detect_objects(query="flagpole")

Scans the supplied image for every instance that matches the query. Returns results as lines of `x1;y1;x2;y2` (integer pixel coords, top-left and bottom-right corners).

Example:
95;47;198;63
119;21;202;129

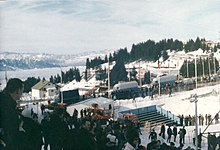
108;57;111;99
158;58;160;97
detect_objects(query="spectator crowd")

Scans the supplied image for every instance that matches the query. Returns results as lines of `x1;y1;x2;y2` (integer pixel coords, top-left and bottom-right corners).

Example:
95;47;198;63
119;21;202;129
1;78;220;150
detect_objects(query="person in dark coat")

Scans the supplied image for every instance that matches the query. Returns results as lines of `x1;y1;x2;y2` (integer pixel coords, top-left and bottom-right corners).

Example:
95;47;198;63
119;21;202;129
208;132;212;150
48;109;70;150
21;110;43;150
198;133;202;149
80;109;84;118
168;83;172;97
40;104;46;115
0;78;24;150
180;115;184;126
167;126;172;143
41;113;51;150
146;140;157;150
136;121;142;135
159;124;166;139
124;127;139;150
78;118;97;150
45;112;60;150
210;133;217;150
173;125;177;142
216;134;220;150
182;126;186;144
178;128;184;145
149;129;157;142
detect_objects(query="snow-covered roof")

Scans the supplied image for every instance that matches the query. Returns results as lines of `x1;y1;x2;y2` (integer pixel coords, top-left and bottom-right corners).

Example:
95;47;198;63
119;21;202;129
66;97;113;117
32;80;50;90
61;79;99;91
187;48;209;57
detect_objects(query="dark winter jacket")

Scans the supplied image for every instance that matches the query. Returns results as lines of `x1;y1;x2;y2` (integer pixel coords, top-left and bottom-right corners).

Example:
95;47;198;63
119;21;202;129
149;131;157;141
173;126;177;136
0;92;21;150
78;127;97;150
167;127;173;136
22;117;43;150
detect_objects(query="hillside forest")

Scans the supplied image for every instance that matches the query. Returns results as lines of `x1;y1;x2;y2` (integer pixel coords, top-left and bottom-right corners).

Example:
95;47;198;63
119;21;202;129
23;37;220;92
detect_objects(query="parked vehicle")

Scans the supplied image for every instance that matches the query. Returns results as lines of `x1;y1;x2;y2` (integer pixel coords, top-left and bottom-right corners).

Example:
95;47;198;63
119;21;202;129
113;81;138;91
111;81;140;100
152;74;177;87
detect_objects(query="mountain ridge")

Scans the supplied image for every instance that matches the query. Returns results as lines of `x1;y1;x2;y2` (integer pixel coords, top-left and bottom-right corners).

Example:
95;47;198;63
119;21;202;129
0;50;111;71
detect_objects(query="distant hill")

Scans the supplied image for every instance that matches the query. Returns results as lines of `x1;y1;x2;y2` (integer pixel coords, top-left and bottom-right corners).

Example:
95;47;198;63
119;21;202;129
0;50;111;71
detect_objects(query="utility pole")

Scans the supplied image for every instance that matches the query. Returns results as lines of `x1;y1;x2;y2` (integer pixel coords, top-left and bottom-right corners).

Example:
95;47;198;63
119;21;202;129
195;55;197;89
108;58;111;99
190;94;198;150
212;48;216;74
168;59;170;75
139;60;142;87
202;58;205;78
158;57;160;97
208;56;211;76
60;67;63;104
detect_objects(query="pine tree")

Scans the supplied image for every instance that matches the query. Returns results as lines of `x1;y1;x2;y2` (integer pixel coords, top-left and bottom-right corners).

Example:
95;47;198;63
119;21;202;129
86;58;90;69
110;59;128;86
23;77;40;92
49;75;54;83
104;55;108;63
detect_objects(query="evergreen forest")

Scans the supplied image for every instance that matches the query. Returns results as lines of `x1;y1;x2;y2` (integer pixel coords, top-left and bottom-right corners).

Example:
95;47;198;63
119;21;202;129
23;37;220;92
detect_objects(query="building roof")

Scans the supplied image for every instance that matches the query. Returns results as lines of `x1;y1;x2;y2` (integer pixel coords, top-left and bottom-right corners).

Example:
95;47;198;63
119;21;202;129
32;80;50;90
67;97;113;117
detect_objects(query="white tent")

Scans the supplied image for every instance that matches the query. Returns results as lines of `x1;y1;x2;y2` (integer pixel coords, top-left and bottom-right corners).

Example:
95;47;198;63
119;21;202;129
66;97;113;117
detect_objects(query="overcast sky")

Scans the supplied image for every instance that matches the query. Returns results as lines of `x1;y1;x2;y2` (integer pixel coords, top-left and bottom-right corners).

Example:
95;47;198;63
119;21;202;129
0;0;220;55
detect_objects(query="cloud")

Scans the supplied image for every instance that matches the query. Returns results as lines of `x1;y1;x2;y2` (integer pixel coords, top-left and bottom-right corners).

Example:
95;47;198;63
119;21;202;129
0;0;220;54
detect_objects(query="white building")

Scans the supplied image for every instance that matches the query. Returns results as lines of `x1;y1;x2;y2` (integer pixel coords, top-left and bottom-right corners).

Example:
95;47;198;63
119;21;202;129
31;80;58;99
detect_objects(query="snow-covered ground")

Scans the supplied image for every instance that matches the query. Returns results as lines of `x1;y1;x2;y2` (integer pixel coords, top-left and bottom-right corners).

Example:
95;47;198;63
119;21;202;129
114;84;220;118
139;123;220;149
25;83;220;149
112;84;220;149
1;48;220;149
